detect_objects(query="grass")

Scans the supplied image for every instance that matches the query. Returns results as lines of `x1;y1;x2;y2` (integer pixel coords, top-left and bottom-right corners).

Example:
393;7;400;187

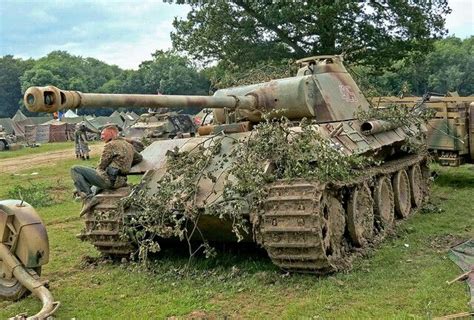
0;141;75;159
0;152;472;319
0;140;100;159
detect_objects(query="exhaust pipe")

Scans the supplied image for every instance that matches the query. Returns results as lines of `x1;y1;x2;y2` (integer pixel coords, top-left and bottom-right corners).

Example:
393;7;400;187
0;244;60;319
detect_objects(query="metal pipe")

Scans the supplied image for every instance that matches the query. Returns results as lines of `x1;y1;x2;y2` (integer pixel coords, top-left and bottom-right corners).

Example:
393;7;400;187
360;120;400;135
24;86;257;113
0;244;59;319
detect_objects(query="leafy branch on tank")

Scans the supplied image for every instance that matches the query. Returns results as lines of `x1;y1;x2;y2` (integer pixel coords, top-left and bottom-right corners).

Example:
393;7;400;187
120;117;376;267
355;103;434;154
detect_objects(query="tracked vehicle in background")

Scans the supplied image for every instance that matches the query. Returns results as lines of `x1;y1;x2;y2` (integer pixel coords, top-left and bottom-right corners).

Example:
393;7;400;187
0;125;21;151
24;55;430;274
373;94;474;166
125;111;196;141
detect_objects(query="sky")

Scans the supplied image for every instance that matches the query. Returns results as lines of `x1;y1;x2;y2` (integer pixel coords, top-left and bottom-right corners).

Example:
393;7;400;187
0;0;472;70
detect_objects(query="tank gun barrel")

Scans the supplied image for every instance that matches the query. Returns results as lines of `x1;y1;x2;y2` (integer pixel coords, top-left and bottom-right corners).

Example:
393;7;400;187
24;86;257;113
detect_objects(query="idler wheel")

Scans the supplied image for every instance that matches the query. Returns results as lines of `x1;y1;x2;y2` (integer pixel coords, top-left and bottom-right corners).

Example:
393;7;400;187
320;192;345;261
347;183;374;247
393;169;411;218
373;176;395;232
409;164;423;207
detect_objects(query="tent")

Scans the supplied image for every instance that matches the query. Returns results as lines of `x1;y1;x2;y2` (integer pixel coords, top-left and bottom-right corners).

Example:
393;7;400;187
12;110;28;122
108;113;125;128
29;116;53;125
24;125;37;145
122;113;137;130
36;123;50;143
48;122;68;142
127;111;139;121
11;118;34;138
64;110;79;118
90;116;123;130
110;111;121;118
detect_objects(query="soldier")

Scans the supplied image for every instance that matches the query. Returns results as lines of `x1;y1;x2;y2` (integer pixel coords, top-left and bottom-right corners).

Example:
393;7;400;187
74;122;97;160
71;124;142;215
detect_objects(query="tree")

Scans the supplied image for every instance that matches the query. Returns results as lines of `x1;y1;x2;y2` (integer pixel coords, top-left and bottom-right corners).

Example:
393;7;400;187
20;51;125;116
353;37;474;96
0;56;34;118
170;0;451;69
139;50;209;95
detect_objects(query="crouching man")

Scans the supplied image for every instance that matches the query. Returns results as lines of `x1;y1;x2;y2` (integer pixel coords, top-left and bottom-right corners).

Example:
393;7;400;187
71;125;142;215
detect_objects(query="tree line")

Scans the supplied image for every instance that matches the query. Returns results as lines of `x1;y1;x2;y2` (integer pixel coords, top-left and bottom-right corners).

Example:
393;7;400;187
0;50;210;117
0;0;472;118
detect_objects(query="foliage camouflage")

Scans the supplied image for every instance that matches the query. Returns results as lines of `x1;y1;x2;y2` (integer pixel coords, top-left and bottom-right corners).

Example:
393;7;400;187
122;117;376;265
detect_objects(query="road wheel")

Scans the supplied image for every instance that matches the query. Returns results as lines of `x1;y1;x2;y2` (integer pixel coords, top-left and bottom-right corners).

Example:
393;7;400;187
409;164;423;207
373;176;395;232
347;183;374;247
393;169;411;218
0;140;6;151
320;192;345;261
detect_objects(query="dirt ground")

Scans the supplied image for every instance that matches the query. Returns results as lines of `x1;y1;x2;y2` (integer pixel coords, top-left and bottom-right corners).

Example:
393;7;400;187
0;144;103;173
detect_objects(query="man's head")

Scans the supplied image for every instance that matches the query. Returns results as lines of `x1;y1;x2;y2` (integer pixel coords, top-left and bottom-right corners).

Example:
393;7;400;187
100;126;119;142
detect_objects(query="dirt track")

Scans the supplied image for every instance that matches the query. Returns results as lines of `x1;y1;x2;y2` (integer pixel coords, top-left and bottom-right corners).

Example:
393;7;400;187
0;144;103;173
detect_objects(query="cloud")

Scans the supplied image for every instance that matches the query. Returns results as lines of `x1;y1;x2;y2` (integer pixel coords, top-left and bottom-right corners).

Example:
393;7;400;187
445;0;473;38
0;0;190;69
1;0;471;69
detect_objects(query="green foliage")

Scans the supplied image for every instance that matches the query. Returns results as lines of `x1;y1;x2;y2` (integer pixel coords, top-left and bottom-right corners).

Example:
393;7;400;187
7;181;64;207
349;36;474;96
140;50;210;95
0;49;211;117
355;103;434;153
0;55;34;118
204;59;297;89
19;51;123;116
122;117;373;264
170;0;450;69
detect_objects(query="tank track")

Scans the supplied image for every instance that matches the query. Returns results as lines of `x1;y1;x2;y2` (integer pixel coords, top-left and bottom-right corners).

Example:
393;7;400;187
77;187;133;257
259;154;429;273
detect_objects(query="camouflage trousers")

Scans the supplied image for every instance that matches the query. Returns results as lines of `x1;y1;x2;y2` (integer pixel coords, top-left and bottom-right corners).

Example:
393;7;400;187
71;165;111;196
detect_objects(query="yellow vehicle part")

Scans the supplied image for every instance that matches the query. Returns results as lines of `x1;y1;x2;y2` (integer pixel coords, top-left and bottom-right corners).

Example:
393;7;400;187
0;200;59;319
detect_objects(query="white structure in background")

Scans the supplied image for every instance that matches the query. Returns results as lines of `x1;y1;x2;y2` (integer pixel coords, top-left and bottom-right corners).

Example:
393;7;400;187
64;110;79;118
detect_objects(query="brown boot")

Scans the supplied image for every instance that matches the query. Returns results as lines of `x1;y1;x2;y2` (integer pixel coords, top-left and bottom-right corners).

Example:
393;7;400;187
73;190;87;202
79;196;99;216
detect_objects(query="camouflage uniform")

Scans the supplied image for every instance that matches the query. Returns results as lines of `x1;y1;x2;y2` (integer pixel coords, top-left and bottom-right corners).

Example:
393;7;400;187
96;138;139;188
74;124;96;159
74;129;89;158
71;137;142;196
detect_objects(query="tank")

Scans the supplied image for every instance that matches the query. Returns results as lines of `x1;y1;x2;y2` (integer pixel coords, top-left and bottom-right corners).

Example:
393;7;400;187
24;55;430;274
372;95;474;166
0;125;20;151
125;110;196;141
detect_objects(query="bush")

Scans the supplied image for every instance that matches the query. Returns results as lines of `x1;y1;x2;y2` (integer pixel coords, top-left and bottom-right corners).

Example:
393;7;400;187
7;181;60;207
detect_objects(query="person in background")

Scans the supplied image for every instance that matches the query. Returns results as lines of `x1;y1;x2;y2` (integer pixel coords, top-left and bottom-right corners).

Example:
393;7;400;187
74;122;97;160
71;124;142;215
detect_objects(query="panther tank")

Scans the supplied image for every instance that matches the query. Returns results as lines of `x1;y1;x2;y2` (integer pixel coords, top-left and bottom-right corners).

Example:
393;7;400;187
24;55;430;273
